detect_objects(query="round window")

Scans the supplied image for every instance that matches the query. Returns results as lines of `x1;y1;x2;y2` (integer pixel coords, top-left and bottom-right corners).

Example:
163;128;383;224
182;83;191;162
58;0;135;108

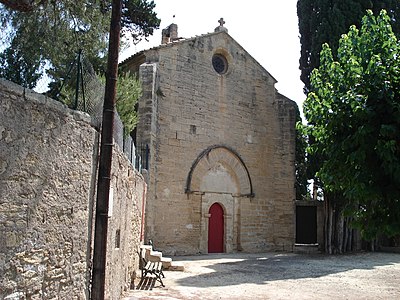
212;54;228;74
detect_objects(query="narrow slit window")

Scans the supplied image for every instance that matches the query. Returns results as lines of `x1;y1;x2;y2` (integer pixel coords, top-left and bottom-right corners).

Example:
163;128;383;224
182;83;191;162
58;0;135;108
115;229;121;249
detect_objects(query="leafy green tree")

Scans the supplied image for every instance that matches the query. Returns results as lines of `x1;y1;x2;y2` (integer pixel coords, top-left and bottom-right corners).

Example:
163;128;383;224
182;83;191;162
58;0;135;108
0;0;160;89
297;0;400;94
116;72;141;135
295;107;309;201
100;72;141;135
298;0;400;252
304;10;400;241
0;38;42;88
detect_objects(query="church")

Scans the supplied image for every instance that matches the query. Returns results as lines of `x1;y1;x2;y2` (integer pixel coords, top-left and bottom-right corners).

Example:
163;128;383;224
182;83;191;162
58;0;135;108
121;19;297;255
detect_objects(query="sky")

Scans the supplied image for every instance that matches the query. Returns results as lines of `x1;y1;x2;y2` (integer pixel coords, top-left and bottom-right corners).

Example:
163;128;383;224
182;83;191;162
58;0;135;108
121;0;306;114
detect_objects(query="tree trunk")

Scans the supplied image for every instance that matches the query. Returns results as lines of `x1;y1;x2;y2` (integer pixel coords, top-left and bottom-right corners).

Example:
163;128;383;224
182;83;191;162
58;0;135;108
0;0;37;11
336;211;344;254
327;196;334;254
347;227;353;252
324;195;330;253
323;191;356;254
343;217;350;251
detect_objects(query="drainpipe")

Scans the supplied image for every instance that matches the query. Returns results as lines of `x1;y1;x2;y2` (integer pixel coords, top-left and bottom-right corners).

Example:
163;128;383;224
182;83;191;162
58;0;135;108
91;0;122;298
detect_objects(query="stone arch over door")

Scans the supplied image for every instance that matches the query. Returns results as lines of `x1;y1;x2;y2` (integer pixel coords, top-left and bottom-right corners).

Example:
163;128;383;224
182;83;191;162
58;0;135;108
185;145;253;196
185;146;253;253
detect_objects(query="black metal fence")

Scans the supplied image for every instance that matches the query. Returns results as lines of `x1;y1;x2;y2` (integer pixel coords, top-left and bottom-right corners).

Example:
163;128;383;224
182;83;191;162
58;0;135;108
63;53;149;171
113;110;147;171
68;55;146;171
137;143;149;171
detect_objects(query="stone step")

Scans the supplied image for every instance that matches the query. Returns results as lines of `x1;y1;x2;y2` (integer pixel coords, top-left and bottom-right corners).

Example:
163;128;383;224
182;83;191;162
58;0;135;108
168;261;185;271
139;244;184;271
146;249;163;262
161;257;172;269
139;245;152;259
294;243;320;254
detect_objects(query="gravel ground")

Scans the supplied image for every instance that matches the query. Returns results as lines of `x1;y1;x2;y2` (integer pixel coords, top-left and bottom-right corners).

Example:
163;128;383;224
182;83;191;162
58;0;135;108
123;251;400;300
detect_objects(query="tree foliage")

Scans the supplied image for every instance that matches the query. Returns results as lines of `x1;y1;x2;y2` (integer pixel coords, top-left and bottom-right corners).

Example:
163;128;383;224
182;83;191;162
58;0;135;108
0;0;160;89
303;10;400;239
115;72;141;135
99;71;141;135
295;107;309;200
0;37;42;88
297;0;400;94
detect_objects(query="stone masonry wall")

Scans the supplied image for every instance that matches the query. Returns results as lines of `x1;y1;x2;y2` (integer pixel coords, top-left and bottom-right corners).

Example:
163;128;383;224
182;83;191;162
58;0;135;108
0;79;146;299
134;62;158;240
0;79;96;299
105;145;146;299
128;31;297;255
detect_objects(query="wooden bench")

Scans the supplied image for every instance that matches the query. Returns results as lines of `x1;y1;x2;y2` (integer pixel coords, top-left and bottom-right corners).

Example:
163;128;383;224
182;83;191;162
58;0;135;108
139;250;165;287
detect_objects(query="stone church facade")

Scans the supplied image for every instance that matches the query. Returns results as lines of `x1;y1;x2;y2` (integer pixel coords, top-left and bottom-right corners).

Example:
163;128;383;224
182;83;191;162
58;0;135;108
121;21;297;255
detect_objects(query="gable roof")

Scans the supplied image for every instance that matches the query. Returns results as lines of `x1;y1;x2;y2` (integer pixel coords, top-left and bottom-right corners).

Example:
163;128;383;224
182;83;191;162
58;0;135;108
120;29;277;83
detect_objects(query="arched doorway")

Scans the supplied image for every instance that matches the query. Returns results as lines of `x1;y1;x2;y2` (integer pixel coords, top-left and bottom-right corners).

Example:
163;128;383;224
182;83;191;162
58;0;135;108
208;203;224;253
185;146;254;253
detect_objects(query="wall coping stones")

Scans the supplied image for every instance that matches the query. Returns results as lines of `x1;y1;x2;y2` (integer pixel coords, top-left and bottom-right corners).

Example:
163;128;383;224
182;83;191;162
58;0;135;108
0;78;94;127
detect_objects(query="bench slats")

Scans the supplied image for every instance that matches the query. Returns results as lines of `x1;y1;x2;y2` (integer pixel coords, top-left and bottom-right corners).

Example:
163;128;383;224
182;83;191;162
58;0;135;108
140;253;165;287
156;262;162;271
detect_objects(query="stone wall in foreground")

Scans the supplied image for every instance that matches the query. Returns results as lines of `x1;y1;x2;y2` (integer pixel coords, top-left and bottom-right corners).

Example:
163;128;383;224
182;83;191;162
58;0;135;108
105;144;146;299
0;79;145;299
0;79;96;299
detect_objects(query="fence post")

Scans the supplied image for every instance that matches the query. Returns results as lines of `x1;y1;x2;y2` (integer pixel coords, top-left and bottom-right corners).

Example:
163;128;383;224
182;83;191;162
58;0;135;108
74;49;82;110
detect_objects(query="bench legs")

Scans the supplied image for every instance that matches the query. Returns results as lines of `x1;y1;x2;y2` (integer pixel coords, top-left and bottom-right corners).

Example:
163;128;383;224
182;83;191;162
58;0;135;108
142;261;165;287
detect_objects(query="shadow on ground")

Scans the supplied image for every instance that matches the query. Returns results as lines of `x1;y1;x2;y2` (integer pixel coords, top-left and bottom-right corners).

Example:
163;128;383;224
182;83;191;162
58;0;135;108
135;277;156;290
174;252;400;288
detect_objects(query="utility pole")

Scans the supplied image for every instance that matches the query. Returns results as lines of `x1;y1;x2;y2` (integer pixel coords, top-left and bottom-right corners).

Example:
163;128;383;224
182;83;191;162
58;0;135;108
91;0;122;298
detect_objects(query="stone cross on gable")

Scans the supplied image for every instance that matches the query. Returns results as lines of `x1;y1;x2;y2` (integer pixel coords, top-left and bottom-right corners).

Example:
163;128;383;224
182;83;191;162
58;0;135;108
214;17;228;33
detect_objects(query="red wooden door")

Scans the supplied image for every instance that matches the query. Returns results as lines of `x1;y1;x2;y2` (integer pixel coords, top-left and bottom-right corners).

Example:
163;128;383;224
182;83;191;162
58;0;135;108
208;203;224;253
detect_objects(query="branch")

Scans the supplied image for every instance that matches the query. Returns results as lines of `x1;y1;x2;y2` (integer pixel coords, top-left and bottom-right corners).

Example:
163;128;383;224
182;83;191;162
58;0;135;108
0;0;46;12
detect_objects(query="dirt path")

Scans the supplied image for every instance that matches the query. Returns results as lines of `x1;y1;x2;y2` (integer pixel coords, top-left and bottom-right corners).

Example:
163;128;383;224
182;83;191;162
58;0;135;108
123;252;400;300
